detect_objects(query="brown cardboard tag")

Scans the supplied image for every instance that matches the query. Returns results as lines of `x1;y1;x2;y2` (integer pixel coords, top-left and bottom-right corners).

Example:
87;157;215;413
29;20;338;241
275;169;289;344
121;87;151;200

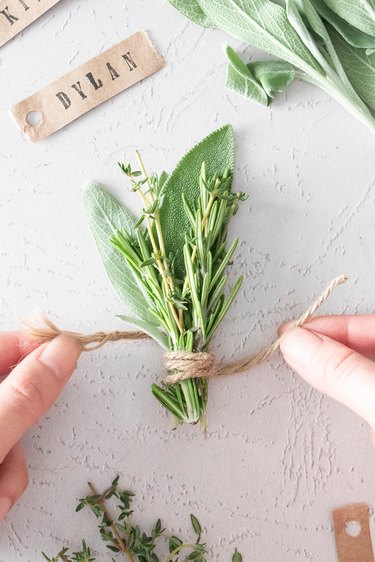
0;0;61;47
10;31;165;142
332;503;374;562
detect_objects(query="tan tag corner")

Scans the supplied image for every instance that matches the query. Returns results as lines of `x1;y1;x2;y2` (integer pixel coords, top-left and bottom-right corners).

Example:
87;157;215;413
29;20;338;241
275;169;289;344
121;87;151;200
332;503;374;562
9;31;165;142
0;0;61;47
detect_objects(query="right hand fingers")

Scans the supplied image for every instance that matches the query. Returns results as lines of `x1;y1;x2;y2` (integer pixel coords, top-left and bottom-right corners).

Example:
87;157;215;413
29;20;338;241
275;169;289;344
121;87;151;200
0;335;81;464
281;315;375;358
280;327;375;436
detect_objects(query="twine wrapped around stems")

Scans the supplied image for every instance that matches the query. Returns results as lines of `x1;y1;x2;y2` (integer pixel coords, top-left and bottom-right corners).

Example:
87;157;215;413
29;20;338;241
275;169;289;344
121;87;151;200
24;275;348;384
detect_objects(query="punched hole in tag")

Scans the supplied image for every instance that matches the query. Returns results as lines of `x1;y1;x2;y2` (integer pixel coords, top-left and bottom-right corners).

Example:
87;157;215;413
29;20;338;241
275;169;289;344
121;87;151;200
26;111;43;127
345;519;362;538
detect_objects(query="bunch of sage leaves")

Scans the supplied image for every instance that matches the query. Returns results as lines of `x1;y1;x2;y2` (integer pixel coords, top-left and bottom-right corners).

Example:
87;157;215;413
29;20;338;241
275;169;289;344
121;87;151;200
168;0;375;131
83;125;246;428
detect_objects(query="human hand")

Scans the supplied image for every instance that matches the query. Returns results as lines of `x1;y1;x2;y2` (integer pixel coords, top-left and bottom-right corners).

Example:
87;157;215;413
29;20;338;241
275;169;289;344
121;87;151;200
0;332;81;521
279;315;375;444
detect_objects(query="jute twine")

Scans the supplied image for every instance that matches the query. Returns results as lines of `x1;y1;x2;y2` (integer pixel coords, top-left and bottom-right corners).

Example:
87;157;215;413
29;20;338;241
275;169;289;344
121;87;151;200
24;275;348;384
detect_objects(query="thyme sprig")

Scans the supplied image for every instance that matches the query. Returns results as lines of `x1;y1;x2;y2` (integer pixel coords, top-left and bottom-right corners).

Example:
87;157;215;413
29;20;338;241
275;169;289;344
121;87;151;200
42;477;243;562
112;155;246;428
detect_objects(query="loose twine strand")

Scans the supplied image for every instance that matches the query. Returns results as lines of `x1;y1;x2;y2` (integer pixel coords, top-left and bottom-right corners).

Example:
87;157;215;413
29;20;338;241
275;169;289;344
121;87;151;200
22;318;150;351
24;275;348;384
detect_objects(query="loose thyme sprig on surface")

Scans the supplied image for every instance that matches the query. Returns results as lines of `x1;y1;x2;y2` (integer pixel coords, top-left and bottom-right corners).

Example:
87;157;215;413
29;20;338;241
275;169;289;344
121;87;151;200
42;477;243;562
83;125;246;428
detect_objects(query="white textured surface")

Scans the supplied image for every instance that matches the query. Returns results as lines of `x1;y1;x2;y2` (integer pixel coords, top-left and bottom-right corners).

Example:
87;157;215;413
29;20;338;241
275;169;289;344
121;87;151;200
0;1;375;560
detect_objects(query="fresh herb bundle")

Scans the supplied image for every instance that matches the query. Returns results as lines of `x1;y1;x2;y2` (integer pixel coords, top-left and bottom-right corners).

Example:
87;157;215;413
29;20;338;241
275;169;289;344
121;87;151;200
42;477;243;562
83;125;246;427
168;0;375;131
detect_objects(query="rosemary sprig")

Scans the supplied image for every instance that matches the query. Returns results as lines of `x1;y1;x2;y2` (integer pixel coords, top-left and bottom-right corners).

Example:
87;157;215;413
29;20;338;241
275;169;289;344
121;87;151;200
42;477;243;562
111;157;246;427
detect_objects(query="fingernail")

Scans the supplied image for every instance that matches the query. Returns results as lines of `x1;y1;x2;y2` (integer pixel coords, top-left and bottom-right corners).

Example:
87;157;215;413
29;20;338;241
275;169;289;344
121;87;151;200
39;335;81;381
280;327;323;370
0;497;12;521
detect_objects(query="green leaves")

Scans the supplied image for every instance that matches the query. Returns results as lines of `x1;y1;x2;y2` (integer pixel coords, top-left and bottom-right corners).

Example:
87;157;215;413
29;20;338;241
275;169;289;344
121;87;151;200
225;46;295;106
42;542;95;562
251;61;296;96
194;0;321;72
84;128;244;427
168;0;375;131
45;478;243;561
190;514;202;538
286;0;335;73
169;535;183;552
83;181;157;326
168;0;214;27
117;315;169;350
311;0;375;50
329;27;375;110
324;0;375;37
159;124;235;277
226;46;269;106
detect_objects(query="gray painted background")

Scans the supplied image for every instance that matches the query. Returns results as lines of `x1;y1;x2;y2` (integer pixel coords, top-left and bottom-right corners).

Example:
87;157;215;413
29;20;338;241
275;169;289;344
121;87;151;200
0;1;374;560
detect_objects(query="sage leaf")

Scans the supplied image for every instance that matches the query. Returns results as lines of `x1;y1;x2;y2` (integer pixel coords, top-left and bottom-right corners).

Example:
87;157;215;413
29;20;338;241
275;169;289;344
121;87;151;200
250;60;296;97
324;0;375;37
329;26;375;110
197;0;322;73
286;0;373;113
225;46;296;105
225;46;270;106
83;181;157;325
286;0;335;73
311;0;375;50
285;0;357;90
168;0;214;27
159;125;235;276
117;315;169;349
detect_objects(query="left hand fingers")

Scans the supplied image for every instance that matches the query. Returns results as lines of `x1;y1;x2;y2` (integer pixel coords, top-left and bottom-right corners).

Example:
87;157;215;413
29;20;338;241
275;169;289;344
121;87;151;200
0;335;81;464
0;443;28;521
0;332;38;376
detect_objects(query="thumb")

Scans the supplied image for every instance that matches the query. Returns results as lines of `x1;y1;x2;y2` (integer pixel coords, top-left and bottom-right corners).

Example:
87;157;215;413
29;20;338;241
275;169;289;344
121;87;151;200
0;335;81;464
280;327;375;432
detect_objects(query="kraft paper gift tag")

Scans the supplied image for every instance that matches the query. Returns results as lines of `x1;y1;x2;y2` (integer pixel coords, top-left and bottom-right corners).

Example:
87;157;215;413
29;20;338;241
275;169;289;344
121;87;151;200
0;0;61;47
332;503;374;562
10;31;165;142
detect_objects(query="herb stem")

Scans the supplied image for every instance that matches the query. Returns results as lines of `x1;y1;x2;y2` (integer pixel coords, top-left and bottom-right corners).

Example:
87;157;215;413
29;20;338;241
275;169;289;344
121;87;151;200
201;191;216;233
136;151;184;336
87;482;135;562
135;151;172;277
165;543;199;562
295;68;375;132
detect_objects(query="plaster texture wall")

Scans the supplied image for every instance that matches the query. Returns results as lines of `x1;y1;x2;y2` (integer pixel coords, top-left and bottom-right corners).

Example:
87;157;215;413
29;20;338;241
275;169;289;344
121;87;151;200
0;1;374;561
